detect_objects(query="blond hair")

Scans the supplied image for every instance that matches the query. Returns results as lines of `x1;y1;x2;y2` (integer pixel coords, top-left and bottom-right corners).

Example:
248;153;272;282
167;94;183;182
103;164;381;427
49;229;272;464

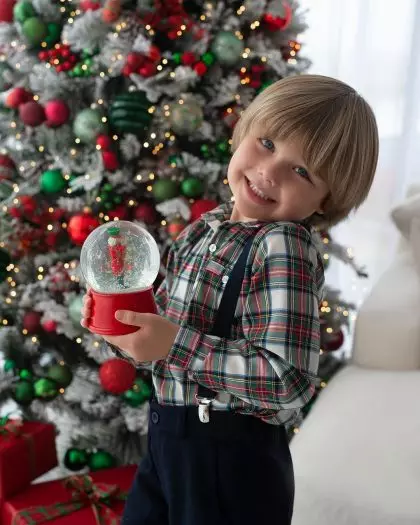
231;74;379;227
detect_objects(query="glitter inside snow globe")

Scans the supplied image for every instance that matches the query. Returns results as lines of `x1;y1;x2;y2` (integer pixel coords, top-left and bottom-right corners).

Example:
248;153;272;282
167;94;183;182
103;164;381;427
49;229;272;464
80;221;160;335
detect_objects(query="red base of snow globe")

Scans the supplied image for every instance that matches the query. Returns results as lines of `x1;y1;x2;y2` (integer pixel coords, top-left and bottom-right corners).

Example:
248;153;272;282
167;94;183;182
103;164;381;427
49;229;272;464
88;286;158;335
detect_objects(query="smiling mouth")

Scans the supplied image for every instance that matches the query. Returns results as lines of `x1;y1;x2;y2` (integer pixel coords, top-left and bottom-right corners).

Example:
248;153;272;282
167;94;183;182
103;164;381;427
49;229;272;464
245;177;276;203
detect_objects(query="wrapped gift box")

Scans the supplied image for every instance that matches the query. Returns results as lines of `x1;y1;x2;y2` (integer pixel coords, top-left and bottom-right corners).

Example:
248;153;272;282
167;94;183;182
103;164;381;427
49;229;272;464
0;420;57;502
2;465;137;525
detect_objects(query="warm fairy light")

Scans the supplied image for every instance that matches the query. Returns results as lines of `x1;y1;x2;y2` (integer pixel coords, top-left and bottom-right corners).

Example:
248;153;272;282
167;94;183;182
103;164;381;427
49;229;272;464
113;135;118;140
161;220;167;226
143;142;149;148
76;337;82;343
149;173;155;179
31;336;38;343
326;327;333;333
293;427;300;434
147;185;153;192
75;138;81;144
343;310;349;317
320;381;327;388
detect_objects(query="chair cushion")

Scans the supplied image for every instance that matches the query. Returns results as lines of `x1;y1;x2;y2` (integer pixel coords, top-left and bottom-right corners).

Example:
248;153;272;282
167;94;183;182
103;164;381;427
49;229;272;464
291;365;420;525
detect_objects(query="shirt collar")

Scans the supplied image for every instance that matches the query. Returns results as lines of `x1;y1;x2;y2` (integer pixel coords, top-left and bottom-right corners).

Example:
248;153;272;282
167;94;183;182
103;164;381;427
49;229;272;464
201;201;267;232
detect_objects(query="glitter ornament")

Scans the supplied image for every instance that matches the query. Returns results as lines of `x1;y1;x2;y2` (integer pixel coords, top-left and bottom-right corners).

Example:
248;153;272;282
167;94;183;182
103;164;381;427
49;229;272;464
211;31;244;66
80;221;160;335
169;98;203;135
99;358;136;394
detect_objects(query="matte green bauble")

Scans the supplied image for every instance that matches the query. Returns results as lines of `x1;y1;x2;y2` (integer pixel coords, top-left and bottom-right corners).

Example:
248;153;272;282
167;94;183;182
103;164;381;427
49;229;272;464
181;177;204;198
40;169;66;193
47;363;73;388
109;91;152;137
19;368;32;380
201;52;215;66
152;179;179;202
169;100;203;135
12;380;34;406
88;449;116;471
3;358;17;373
68;295;84;326
0;62;13;91
13;1;36;23
0;179;13;200
64;447;89;471
211;31;244;66
73;108;107;144
34;377;58;401
122;377;151;407
44;22;62;48
22;17;47;46
0;247;11;283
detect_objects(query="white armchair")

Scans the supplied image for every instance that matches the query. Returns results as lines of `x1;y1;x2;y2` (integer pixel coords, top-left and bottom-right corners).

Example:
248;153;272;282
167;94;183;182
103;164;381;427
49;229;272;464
290;188;420;525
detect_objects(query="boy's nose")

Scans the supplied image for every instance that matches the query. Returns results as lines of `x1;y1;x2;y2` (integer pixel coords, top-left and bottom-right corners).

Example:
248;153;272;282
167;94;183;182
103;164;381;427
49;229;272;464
257;168;276;187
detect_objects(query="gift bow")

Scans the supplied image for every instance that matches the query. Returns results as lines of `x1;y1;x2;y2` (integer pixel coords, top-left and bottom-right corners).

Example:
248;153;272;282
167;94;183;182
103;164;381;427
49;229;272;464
12;475;127;525
0;416;23;438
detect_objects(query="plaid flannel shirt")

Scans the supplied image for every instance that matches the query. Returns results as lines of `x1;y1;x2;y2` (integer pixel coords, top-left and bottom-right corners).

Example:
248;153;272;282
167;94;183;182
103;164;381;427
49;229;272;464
140;202;324;426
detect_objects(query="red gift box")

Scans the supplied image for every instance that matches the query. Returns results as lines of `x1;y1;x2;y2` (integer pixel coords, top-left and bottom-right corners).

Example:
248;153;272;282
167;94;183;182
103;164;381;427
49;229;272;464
0;420;57;502
2;465;137;525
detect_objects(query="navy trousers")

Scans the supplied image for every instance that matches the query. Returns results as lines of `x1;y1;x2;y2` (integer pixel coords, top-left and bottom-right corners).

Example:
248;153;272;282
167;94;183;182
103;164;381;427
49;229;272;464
122;233;295;524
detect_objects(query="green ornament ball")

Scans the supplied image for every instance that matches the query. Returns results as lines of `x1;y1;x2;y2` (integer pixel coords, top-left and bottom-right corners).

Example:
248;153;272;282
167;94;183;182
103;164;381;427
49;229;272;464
258;80;274;93
12;380;34;406
211;31;244;66
200;144;211;158
0;179;13;201
73;108;107;144
44;22;62;48
169;99;203;135
3;358;17;373
47;363;73;388
152;179;179;202
34;377;58;401
216;141;230;155
40;169;66;193
22;17;48;46
19;368;32;380
68;295;84;326
122;377;151;407
201;52;215;66
0;247;11;283
0;62;13;92
172;52;182;64
88;449;116;471
64;447;89;471
13;1;36;23
181;177;204;198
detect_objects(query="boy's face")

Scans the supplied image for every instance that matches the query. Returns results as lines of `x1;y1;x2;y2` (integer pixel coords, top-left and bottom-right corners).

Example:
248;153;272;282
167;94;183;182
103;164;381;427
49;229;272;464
227;132;329;223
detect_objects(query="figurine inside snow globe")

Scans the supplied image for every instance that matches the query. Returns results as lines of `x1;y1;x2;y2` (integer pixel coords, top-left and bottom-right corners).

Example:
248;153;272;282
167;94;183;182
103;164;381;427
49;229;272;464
80;221;160;335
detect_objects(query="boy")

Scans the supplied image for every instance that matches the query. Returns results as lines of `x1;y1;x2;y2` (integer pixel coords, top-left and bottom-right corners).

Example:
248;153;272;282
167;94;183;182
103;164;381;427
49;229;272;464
81;74;379;525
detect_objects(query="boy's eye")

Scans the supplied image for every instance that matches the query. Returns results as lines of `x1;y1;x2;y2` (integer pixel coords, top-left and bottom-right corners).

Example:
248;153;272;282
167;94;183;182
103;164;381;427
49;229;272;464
294;166;311;180
259;138;275;151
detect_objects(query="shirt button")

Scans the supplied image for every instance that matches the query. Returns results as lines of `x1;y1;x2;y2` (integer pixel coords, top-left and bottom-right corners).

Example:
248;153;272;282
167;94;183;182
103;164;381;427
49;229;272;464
209;243;217;253
222;275;229;284
151;411;159;424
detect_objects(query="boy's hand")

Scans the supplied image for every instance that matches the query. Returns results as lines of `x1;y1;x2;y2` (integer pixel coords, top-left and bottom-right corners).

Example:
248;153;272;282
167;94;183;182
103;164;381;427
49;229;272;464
80;291;179;362
103;311;180;362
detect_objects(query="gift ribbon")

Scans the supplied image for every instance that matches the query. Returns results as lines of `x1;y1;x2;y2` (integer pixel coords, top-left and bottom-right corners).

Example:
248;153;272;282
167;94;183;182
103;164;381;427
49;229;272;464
12;475;127;525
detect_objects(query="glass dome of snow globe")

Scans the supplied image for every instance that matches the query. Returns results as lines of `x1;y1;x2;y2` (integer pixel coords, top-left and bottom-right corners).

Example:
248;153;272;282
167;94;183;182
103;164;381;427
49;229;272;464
80;221;160;335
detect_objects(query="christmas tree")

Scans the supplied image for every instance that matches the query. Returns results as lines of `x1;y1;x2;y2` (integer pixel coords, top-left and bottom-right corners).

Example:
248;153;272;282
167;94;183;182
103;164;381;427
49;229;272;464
0;0;364;474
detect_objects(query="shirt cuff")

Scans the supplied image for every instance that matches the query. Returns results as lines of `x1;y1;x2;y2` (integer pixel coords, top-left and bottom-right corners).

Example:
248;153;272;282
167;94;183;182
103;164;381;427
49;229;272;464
166;324;211;371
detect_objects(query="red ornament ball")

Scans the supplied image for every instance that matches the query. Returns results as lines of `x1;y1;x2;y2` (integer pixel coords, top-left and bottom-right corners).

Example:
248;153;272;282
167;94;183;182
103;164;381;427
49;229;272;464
126;52;144;70
5;87;32;109
193;62;207;76
96;134;112;151
102;150;119;171
0;153;16;179
138;62;156;77
107;204;128;221
79;0;101;11
190;199;218;223
23;311;42;333
42;319;57;333
19;101;46;127
168;218;186;240
322;328;345;352
102;151;120;171
134;201;157;225
99;358;136;395
44;100;70;128
0;0;16;23
67;213;99;246
148;45;161;62
181;52;196;65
